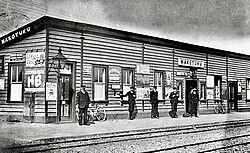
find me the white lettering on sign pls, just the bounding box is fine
[1,27,31,45]
[26,52,45,67]
[27,74,43,88]
[25,68,45,92]
[178,58,205,68]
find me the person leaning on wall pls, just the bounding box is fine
[188,88,199,117]
[150,86,159,119]
[76,85,91,126]
[120,86,136,120]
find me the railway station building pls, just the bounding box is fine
[0,16,250,123]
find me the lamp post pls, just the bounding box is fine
[52,47,67,123]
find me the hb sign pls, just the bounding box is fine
[25,68,45,92]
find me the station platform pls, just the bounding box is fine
[0,112,250,149]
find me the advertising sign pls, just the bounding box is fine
[206,75,214,88]
[26,52,45,67]
[46,82,57,100]
[136,64,150,74]
[206,88,214,100]
[109,66,121,82]
[25,68,45,92]
[136,75,150,85]
[136,88,150,100]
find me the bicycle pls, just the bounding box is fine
[76,104,107,122]
[214,100,225,114]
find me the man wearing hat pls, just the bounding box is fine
[76,85,90,125]
[169,87,179,118]
[150,86,159,119]
[121,86,136,120]
[188,88,199,117]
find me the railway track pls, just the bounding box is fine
[3,119,250,153]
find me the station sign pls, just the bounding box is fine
[178,58,205,68]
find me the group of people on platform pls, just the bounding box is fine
[75,84,200,126]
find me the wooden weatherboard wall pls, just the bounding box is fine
[0,16,250,122]
[0,30,46,121]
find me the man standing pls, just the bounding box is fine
[76,85,90,126]
[169,87,179,118]
[150,86,159,119]
[188,88,199,117]
[121,86,136,120]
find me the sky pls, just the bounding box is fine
[1,0,250,55]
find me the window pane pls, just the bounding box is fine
[93,67,98,82]
[11,66,17,82]
[18,66,23,82]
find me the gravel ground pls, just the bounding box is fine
[56,125,250,153]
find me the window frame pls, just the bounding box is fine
[176,79,183,101]
[121,68,135,100]
[7,62,25,103]
[154,71,165,100]
[92,65,108,101]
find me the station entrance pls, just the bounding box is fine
[185,79,198,113]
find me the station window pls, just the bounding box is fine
[8,63,24,102]
[93,66,107,101]
[154,71,164,100]
[122,68,134,100]
[176,80,183,100]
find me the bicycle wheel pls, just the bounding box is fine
[214,106,220,114]
[96,107,106,121]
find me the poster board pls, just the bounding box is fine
[26,52,45,67]
[206,75,214,88]
[136,64,150,74]
[136,88,150,100]
[206,88,214,100]
[136,75,150,85]
[109,66,121,82]
[46,82,57,100]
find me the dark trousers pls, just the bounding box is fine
[151,103,159,118]
[190,103,198,116]
[79,107,88,125]
[171,102,178,117]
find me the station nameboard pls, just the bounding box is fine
[178,58,204,68]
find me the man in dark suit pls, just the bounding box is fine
[76,85,90,126]
[150,86,159,119]
[188,88,199,117]
[121,86,136,120]
[169,87,179,118]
